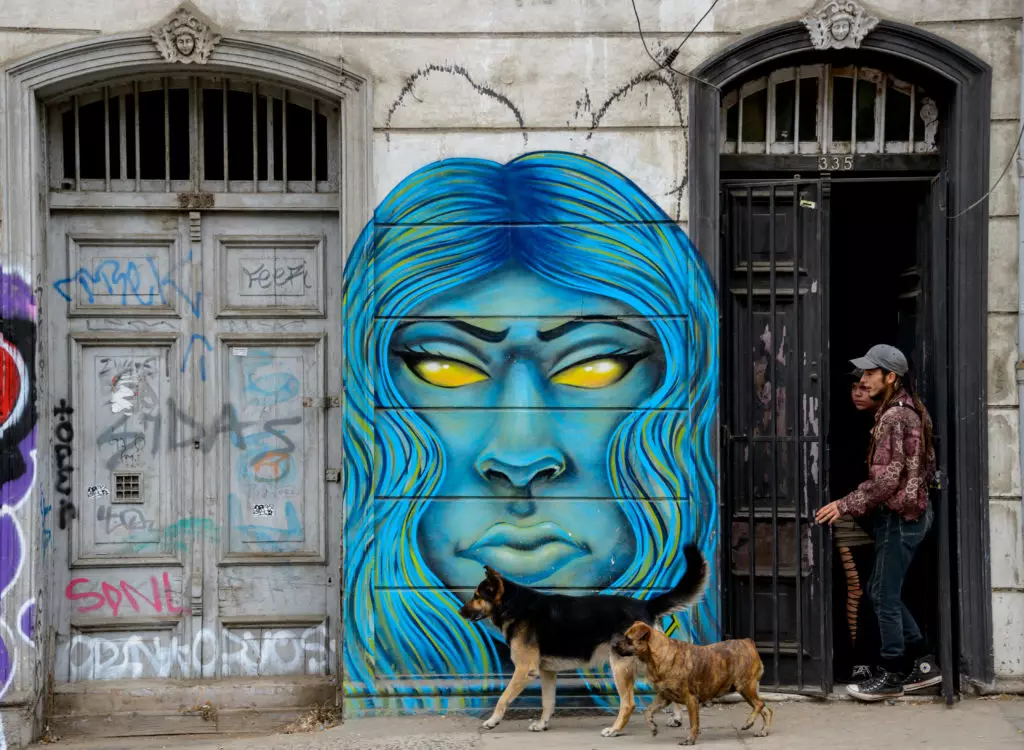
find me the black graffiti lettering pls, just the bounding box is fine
[211,404,257,452]
[53,398,77,529]
[242,260,311,291]
[96,505,156,535]
[96,416,146,471]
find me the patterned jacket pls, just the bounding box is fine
[836,389,936,521]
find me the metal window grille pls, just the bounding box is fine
[721,65,938,156]
[113,472,143,503]
[47,75,339,194]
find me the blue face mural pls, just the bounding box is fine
[343,151,719,710]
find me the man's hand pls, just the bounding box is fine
[815,501,842,526]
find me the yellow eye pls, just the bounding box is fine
[408,358,489,388]
[551,358,629,389]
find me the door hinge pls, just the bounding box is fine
[302,396,341,408]
[325,469,341,483]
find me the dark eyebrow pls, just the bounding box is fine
[393,319,509,343]
[537,317,655,342]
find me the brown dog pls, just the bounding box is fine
[612,621,772,745]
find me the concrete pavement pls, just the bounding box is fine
[31,696,1024,750]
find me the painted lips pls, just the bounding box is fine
[0,335,27,437]
[458,521,590,584]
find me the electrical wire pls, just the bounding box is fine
[945,118,1024,219]
[630,0,723,90]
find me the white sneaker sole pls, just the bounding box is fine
[904,675,943,692]
[846,685,905,702]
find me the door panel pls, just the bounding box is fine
[50,210,341,685]
[721,179,830,692]
[202,212,340,680]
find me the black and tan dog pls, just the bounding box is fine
[458,543,707,736]
[612,621,772,745]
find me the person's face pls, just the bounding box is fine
[388,262,666,589]
[859,368,896,399]
[850,381,874,411]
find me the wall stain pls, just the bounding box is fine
[385,63,527,145]
[585,70,685,139]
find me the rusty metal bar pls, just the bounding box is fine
[746,185,756,643]
[192,77,202,190]
[793,68,801,151]
[103,87,111,191]
[769,182,780,687]
[118,92,127,181]
[909,86,916,151]
[311,98,318,192]
[267,91,275,186]
[163,78,171,191]
[73,95,81,191]
[793,179,804,690]
[252,82,259,193]
[282,88,289,191]
[133,81,141,190]
[223,78,230,191]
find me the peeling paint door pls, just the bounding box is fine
[48,208,342,687]
[195,211,341,681]
[48,210,203,681]
[720,179,831,692]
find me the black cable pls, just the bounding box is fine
[630,0,723,90]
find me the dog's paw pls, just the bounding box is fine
[678,738,697,746]
[600,727,622,738]
[741,719,754,731]
[650,726,659,738]
[666,717,683,728]
[754,729,769,738]
[528,720,549,732]
[481,717,500,731]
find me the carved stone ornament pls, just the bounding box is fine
[802,1,879,51]
[150,2,222,64]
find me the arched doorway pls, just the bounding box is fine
[2,4,369,736]
[688,16,992,699]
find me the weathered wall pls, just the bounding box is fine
[0,0,1021,728]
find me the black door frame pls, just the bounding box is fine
[689,21,994,688]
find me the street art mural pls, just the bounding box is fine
[342,152,719,711]
[0,270,38,747]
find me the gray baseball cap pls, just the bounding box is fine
[850,344,908,377]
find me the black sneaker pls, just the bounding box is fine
[903,656,942,693]
[846,668,905,702]
[851,664,874,682]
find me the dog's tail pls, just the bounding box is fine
[645,543,709,618]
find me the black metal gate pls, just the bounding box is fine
[720,174,956,701]
[720,178,831,693]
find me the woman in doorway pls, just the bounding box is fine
[341,152,720,708]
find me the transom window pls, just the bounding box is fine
[721,64,939,156]
[47,75,339,194]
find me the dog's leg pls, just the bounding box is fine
[678,695,700,746]
[738,684,771,737]
[482,640,539,731]
[643,695,668,737]
[528,670,556,732]
[600,653,636,737]
[667,702,685,727]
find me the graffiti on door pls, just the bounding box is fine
[0,270,39,747]
[342,152,719,710]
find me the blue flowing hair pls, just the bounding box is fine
[343,151,719,707]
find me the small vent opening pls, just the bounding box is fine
[113,472,143,504]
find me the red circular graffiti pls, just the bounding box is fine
[0,335,26,433]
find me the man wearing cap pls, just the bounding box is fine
[815,344,940,701]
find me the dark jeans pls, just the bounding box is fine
[868,505,932,672]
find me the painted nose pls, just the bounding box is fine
[475,359,567,493]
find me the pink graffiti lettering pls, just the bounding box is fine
[65,573,186,616]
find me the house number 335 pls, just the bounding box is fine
[818,155,855,170]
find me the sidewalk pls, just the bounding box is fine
[31,695,1024,750]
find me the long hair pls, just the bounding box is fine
[869,371,934,468]
[342,152,719,707]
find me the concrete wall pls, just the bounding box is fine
[0,0,1021,721]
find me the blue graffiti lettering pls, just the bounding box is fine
[53,256,201,319]
[181,334,214,381]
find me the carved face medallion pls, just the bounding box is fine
[830,17,851,41]
[174,32,196,56]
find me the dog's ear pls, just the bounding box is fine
[484,565,502,580]
[633,623,653,642]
